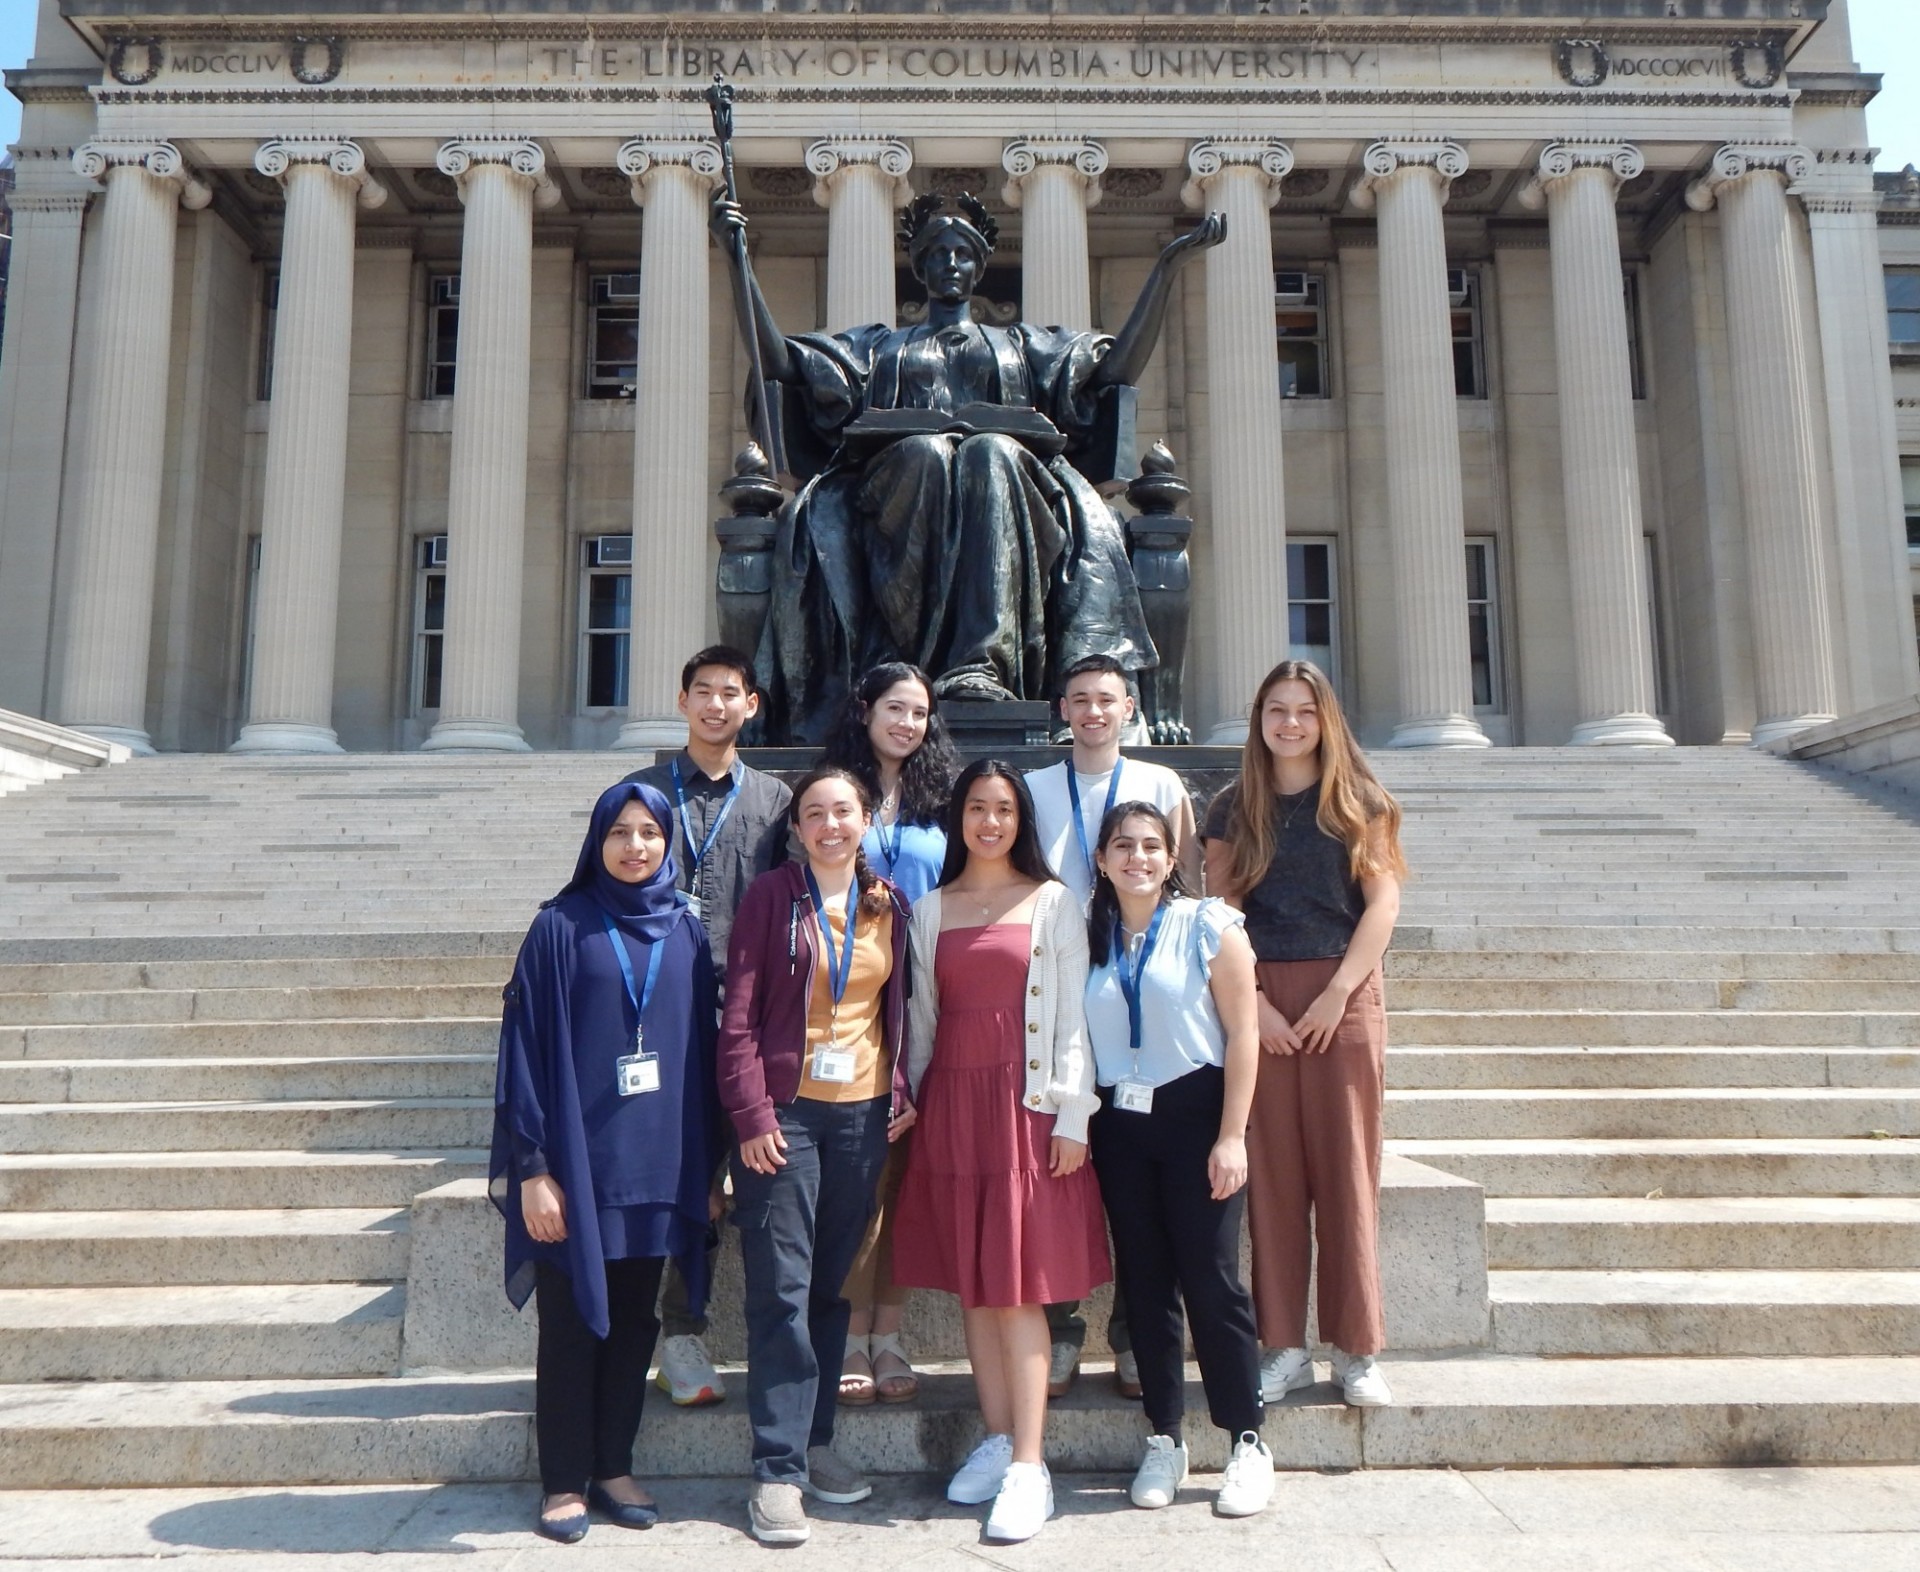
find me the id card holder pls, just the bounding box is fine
[616,1053,661,1097]
[685,895,703,921]
[811,1041,857,1084]
[1114,1077,1155,1115]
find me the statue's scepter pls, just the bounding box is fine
[705,72,788,482]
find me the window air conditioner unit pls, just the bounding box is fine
[426,535,449,568]
[1446,269,1471,308]
[593,535,635,567]
[1274,270,1312,306]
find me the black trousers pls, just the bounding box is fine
[534,1256,667,1495]
[1089,1066,1263,1444]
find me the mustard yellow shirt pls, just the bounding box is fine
[798,901,894,1103]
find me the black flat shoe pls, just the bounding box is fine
[588,1480,660,1529]
[536,1498,590,1543]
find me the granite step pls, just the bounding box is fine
[0,1099,491,1154]
[0,1282,405,1380]
[1489,1270,1920,1356]
[0,1055,491,1104]
[4,1018,491,1059]
[0,956,513,994]
[1391,1010,1920,1048]
[1389,1138,1920,1197]
[1385,1047,1920,1090]
[1385,1088,1920,1141]
[1387,979,1920,1012]
[1485,1197,1920,1270]
[0,984,501,1026]
[0,1150,487,1211]
[7,1355,1920,1485]
[0,1207,410,1286]
[1386,952,1920,981]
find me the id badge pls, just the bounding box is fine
[811,1041,857,1084]
[685,895,703,921]
[616,1053,661,1096]
[1115,1077,1155,1115]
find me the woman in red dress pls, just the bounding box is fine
[892,759,1108,1543]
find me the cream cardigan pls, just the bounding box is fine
[905,881,1099,1145]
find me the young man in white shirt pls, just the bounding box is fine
[1023,653,1202,1399]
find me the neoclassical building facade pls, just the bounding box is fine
[0,0,1915,753]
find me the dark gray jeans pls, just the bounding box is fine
[731,1094,891,1483]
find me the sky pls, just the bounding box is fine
[1,2,1918,166]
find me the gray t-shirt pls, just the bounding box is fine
[1202,781,1363,962]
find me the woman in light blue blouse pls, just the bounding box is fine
[1083,801,1273,1518]
[819,661,956,1402]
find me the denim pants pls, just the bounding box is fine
[731,1094,891,1482]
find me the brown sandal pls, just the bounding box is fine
[838,1338,877,1406]
[870,1331,919,1404]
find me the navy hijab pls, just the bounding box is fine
[489,781,722,1339]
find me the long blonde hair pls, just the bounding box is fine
[1221,660,1408,894]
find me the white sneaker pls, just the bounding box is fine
[1128,1434,1188,1509]
[1331,1348,1392,1408]
[946,1432,1014,1505]
[1215,1432,1275,1517]
[655,1333,725,1407]
[1258,1346,1314,1402]
[985,1460,1054,1542]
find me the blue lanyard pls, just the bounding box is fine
[1067,761,1125,881]
[670,758,744,879]
[873,815,904,876]
[803,868,859,1010]
[603,914,667,1041]
[1113,903,1168,1055]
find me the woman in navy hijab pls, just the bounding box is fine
[492,781,724,1542]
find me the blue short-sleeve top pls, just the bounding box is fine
[1084,896,1246,1089]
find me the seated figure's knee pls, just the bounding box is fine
[955,432,1027,475]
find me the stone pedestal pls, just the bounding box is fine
[1183,139,1293,744]
[1686,145,1838,747]
[1522,143,1672,749]
[232,141,385,755]
[616,139,725,751]
[1353,141,1489,750]
[423,139,557,754]
[809,137,912,333]
[54,142,210,755]
[1002,138,1107,332]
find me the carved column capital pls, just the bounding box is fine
[807,137,913,209]
[1791,148,1883,217]
[617,138,725,205]
[436,138,560,210]
[1685,142,1812,212]
[1349,139,1469,212]
[256,138,387,211]
[1517,140,1643,210]
[72,139,211,210]
[1181,138,1293,210]
[1001,137,1109,209]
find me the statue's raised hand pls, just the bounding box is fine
[1159,211,1227,267]
[709,188,749,248]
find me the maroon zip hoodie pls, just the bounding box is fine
[717,862,913,1143]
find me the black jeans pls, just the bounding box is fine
[534,1256,666,1495]
[1090,1066,1263,1444]
[731,1094,891,1482]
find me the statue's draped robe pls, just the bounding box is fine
[759,318,1155,743]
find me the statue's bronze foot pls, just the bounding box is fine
[934,670,1017,703]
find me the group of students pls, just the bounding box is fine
[490,643,1407,1546]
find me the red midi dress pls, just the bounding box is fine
[891,921,1111,1308]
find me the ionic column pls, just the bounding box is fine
[422,139,558,753]
[1520,143,1672,747]
[232,140,386,754]
[54,141,211,753]
[1183,139,1294,744]
[1795,159,1920,706]
[808,137,912,332]
[1002,138,1107,331]
[1351,140,1490,749]
[615,139,725,750]
[1686,145,1838,744]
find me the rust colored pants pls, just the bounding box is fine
[841,1132,909,1310]
[1246,957,1387,1356]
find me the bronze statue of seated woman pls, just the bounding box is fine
[710,186,1223,743]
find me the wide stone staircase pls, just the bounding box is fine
[4,747,1920,1483]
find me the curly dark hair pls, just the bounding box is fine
[818,663,957,827]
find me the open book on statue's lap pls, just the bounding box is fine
[839,403,1068,462]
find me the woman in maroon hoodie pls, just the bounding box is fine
[716,766,915,1546]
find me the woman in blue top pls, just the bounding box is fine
[1083,801,1273,1518]
[819,661,956,1404]
[492,781,724,1542]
